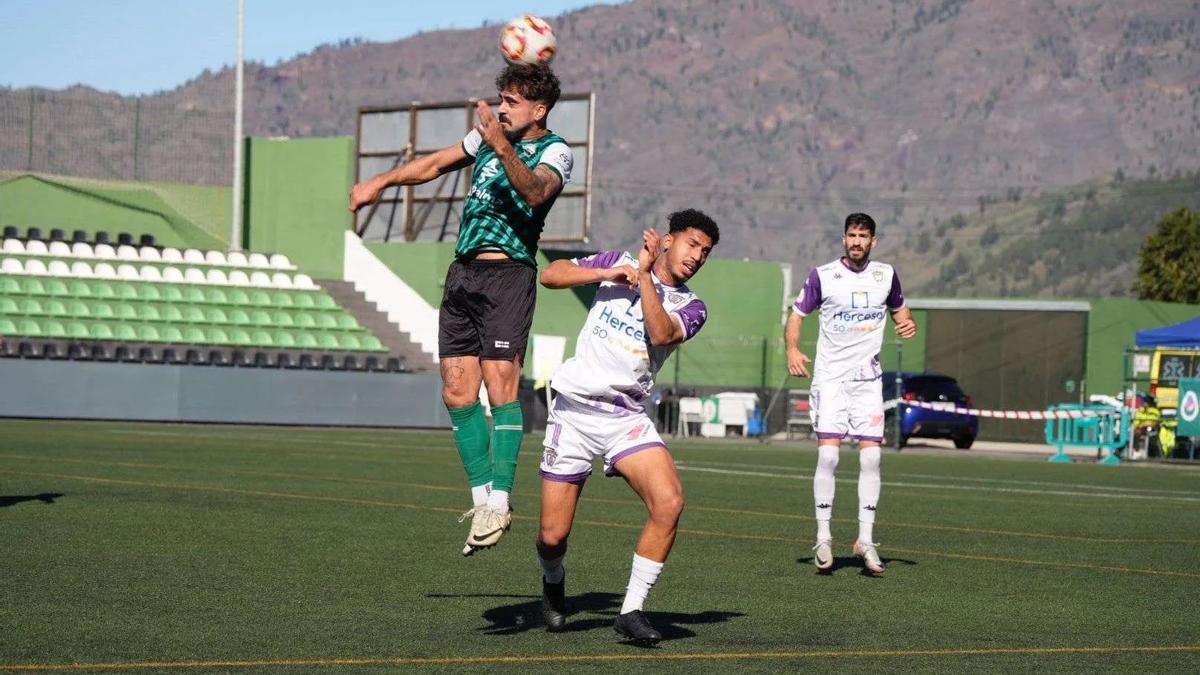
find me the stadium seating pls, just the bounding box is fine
[0,230,401,372]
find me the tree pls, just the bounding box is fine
[1135,208,1200,303]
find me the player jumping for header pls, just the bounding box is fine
[785,212,917,576]
[535,209,719,644]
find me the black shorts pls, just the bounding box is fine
[438,257,537,361]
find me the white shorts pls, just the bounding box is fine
[539,393,666,483]
[810,378,885,443]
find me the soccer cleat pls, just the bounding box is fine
[812,539,833,573]
[459,505,513,556]
[542,576,567,632]
[853,540,886,576]
[614,610,662,645]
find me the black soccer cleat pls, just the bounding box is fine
[614,610,662,645]
[542,576,567,632]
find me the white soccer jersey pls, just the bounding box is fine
[551,250,708,413]
[793,259,905,385]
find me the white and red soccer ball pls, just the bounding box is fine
[499,15,557,66]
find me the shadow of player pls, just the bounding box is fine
[797,554,918,576]
[0,493,64,508]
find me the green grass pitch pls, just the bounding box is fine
[2,419,1198,673]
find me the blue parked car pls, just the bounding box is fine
[882,372,978,449]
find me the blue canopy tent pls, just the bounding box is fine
[1135,316,1200,348]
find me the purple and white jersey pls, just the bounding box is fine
[793,259,905,385]
[551,250,708,413]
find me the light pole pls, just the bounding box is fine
[230,0,245,251]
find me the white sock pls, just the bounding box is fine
[539,553,565,584]
[471,482,492,507]
[858,445,882,543]
[487,488,510,514]
[620,553,664,614]
[814,445,839,541]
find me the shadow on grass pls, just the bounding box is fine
[0,493,64,508]
[797,555,919,576]
[472,591,744,642]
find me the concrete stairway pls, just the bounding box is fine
[319,279,437,372]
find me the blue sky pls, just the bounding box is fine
[0,1,623,95]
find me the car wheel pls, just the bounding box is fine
[953,434,974,449]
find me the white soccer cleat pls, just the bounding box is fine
[459,505,513,556]
[853,540,885,576]
[812,539,834,573]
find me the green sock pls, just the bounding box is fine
[489,401,524,493]
[448,401,491,488]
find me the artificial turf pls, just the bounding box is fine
[1,419,1198,673]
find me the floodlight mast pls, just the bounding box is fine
[230,0,246,252]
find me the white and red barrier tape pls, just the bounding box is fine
[882,399,1123,420]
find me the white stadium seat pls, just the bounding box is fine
[271,272,293,288]
[117,264,140,280]
[161,247,183,263]
[48,241,71,256]
[93,243,117,259]
[228,270,250,286]
[269,253,292,269]
[24,259,48,275]
[184,249,206,265]
[25,240,48,255]
[293,274,316,290]
[93,263,117,279]
[117,245,140,260]
[184,268,207,284]
[250,271,273,288]
[227,251,248,267]
[162,267,184,283]
[206,268,228,285]
[71,242,94,258]
[1,258,24,274]
[139,247,161,262]
[71,261,94,277]
[140,266,162,282]
[205,250,227,265]
[47,260,71,277]
[248,253,271,268]
[2,239,24,254]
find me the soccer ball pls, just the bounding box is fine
[499,15,557,66]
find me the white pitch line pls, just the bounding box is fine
[674,464,1200,503]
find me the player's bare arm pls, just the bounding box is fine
[638,229,686,346]
[785,310,812,378]
[891,305,918,339]
[348,144,472,212]
[540,259,638,289]
[475,100,563,207]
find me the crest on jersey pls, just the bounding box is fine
[872,269,884,283]
[668,293,683,304]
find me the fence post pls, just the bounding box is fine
[132,97,142,180]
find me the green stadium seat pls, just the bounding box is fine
[206,327,231,345]
[138,325,161,342]
[315,314,338,330]
[66,322,90,339]
[273,331,296,347]
[21,279,46,296]
[338,334,362,350]
[160,306,183,322]
[68,280,91,297]
[138,285,161,301]
[250,330,273,347]
[314,294,338,310]
[361,336,385,351]
[115,283,138,300]
[0,297,18,313]
[205,307,228,324]
[160,286,184,303]
[317,333,339,349]
[89,323,115,340]
[161,326,184,343]
[0,318,16,334]
[115,303,138,321]
[296,332,319,348]
[228,309,251,326]
[19,298,43,315]
[18,319,42,336]
[182,327,205,343]
[293,312,316,329]
[228,289,250,306]
[114,324,138,341]
[0,277,19,294]
[91,302,115,320]
[205,288,228,305]
[138,305,161,322]
[182,306,205,323]
[42,320,67,338]
[336,315,358,330]
[183,287,206,304]
[270,291,294,308]
[43,300,68,317]
[68,300,90,318]
[248,290,272,307]
[92,281,115,299]
[249,310,272,326]
[272,311,294,327]
[46,280,70,297]
[292,293,315,309]
[229,329,252,345]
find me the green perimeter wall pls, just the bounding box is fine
[367,241,789,387]
[1086,299,1200,395]
[244,136,354,279]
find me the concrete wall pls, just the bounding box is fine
[0,360,449,428]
